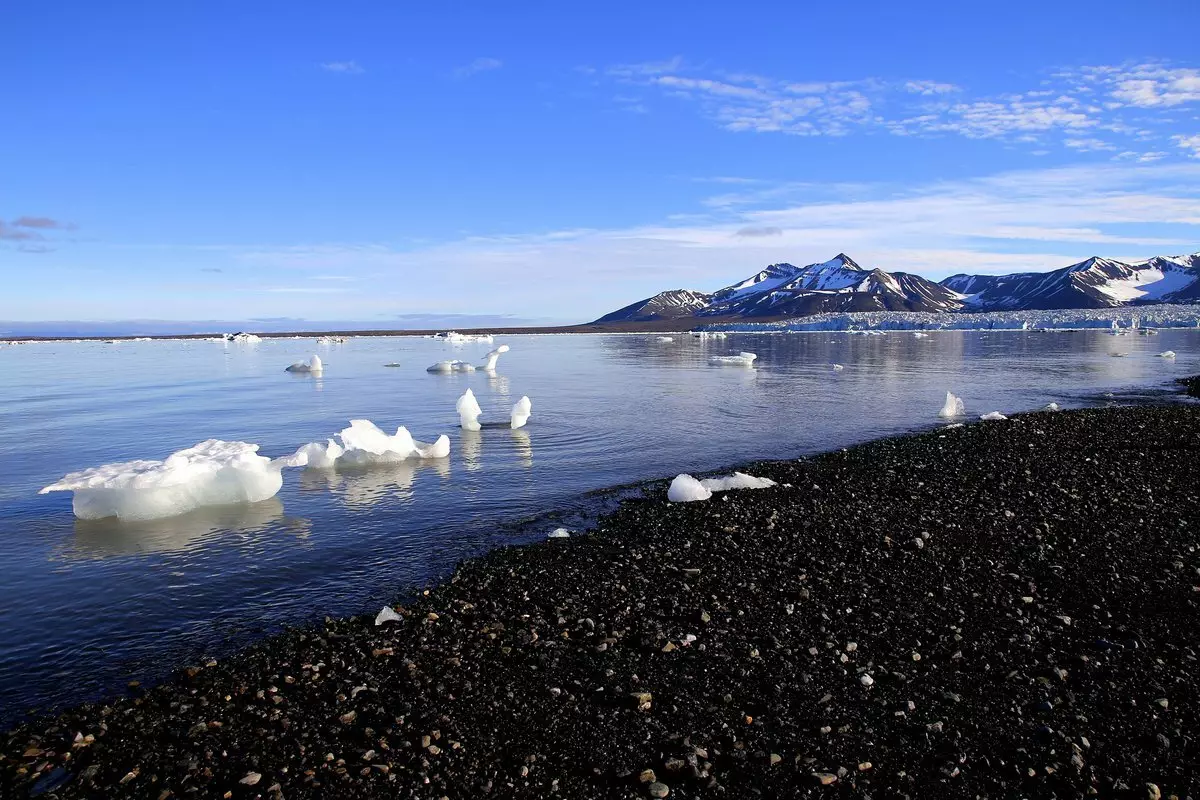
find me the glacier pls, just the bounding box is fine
[39,440,309,521]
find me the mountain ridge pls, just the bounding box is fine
[594,251,1200,323]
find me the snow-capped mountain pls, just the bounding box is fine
[593,251,1200,324]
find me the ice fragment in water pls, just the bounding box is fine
[285,354,323,373]
[427,360,475,373]
[298,420,449,468]
[457,389,483,431]
[709,352,757,366]
[980,411,1008,421]
[1044,402,1061,411]
[39,440,308,521]
[547,528,571,538]
[375,606,402,626]
[700,472,777,491]
[832,364,844,371]
[668,474,712,503]
[938,391,965,418]
[481,344,510,371]
[511,396,532,429]
[1159,350,1176,358]
[656,336,674,342]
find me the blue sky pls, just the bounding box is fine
[2,1,1199,327]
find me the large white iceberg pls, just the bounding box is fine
[938,391,966,419]
[709,351,758,367]
[286,354,323,374]
[511,396,532,429]
[298,420,450,469]
[482,345,510,371]
[40,440,308,521]
[457,389,483,431]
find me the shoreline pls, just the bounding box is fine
[4,400,1200,797]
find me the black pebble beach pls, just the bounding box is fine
[4,404,1200,799]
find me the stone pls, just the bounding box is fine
[239,772,262,786]
[639,769,656,783]
[812,772,838,785]
[648,781,670,797]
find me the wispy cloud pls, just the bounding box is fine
[13,216,75,230]
[904,80,959,95]
[1175,134,1200,158]
[734,225,783,238]
[454,57,503,78]
[200,267,223,273]
[0,216,77,252]
[320,61,364,75]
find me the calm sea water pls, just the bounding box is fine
[0,330,1195,722]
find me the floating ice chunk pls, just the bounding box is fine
[375,606,402,626]
[457,389,483,431]
[547,528,571,538]
[481,344,510,371]
[709,351,758,366]
[318,336,346,344]
[938,391,966,419]
[832,364,845,371]
[286,354,323,374]
[442,331,494,344]
[426,359,475,373]
[300,420,449,468]
[39,440,307,521]
[656,336,674,342]
[980,411,1008,421]
[232,333,262,343]
[1044,402,1061,412]
[1159,350,1177,359]
[668,474,712,503]
[912,332,929,338]
[700,472,777,491]
[511,396,532,429]
[383,362,403,367]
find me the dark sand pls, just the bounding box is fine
[4,405,1200,799]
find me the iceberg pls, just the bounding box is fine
[1159,350,1177,359]
[709,351,758,367]
[511,396,532,429]
[700,472,777,491]
[668,474,712,503]
[938,391,966,419]
[481,344,510,371]
[39,440,308,521]
[426,359,475,373]
[457,388,483,431]
[980,411,1008,421]
[285,354,323,374]
[298,420,450,469]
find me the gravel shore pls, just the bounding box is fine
[4,405,1200,799]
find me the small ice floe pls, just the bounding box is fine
[285,354,323,374]
[40,440,308,521]
[298,420,450,469]
[980,411,1008,421]
[709,351,758,367]
[318,336,346,344]
[1044,402,1061,412]
[511,396,532,429]
[481,344,510,371]
[1159,350,1177,359]
[231,332,262,343]
[832,364,845,371]
[375,606,403,626]
[912,332,929,339]
[656,336,674,342]
[668,474,712,503]
[668,471,776,502]
[440,331,493,344]
[427,359,475,373]
[1110,352,1128,358]
[547,528,571,538]
[383,362,403,368]
[457,389,483,431]
[938,391,966,419]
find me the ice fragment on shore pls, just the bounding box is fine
[457,389,483,431]
[285,354,323,374]
[481,344,510,371]
[980,411,1008,421]
[709,351,758,366]
[375,606,402,626]
[938,391,966,419]
[299,420,450,468]
[1159,350,1177,359]
[39,440,308,521]
[700,472,777,491]
[547,528,571,538]
[511,396,532,429]
[668,474,712,503]
[1044,402,1061,411]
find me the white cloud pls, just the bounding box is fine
[1175,134,1200,157]
[454,57,503,78]
[904,80,959,95]
[1108,67,1200,107]
[320,61,364,75]
[1065,137,1118,152]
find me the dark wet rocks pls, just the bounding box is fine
[4,406,1200,798]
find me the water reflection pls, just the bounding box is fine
[511,428,533,467]
[461,430,483,471]
[64,498,295,558]
[299,459,452,509]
